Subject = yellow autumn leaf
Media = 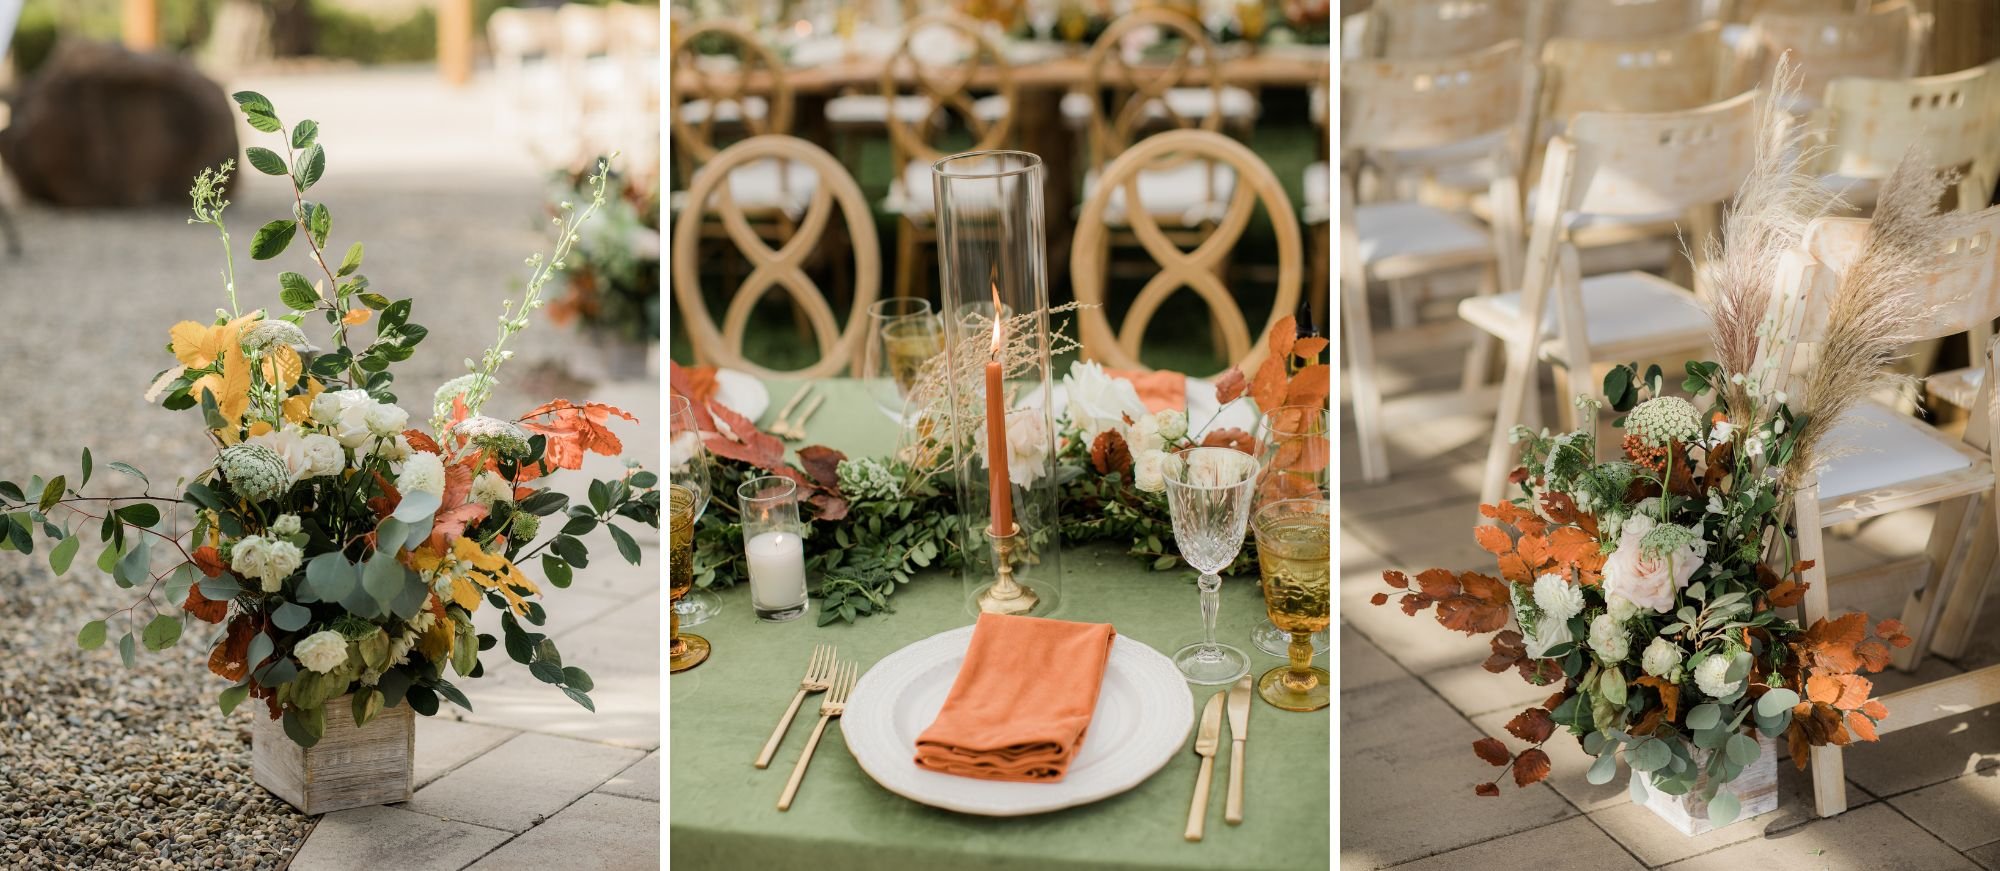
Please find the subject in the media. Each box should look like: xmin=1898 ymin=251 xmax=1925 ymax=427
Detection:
xmin=217 ymin=326 xmax=251 ymax=429
xmin=418 ymin=615 xmax=456 ymax=662
xmin=169 ymin=321 xmax=220 ymax=368
xmin=343 ymin=308 xmax=372 ymax=326
xmin=260 ymin=344 xmax=303 ymax=387
xmin=282 ymin=377 xmax=326 ymax=424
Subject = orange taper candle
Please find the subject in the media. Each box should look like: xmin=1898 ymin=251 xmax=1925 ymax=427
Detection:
xmin=985 ymin=314 xmax=1014 ymax=534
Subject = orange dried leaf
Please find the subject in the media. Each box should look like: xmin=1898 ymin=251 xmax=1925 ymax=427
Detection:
xmin=1214 ymin=368 xmax=1248 ymax=404
xmin=1475 ymin=782 xmax=1501 ymax=797
xmin=1861 ymin=700 xmax=1888 ymax=720
xmin=1370 ymin=592 xmax=1389 ymax=606
xmin=1506 ymin=707 xmax=1556 ymax=744
xmin=1806 ymin=674 xmax=1842 ymax=705
xmin=342 ymin=308 xmax=372 ymax=326
xmin=1472 ymin=737 xmax=1511 ymax=766
xmin=1292 ymin=336 xmax=1328 ymax=360
xmin=1383 ymin=570 xmax=1410 ymax=590
xmin=1845 ymin=710 xmax=1879 ymax=742
xmin=1283 ymin=364 xmax=1331 ymax=409
xmin=1473 ymin=525 xmax=1514 ymax=556
xmin=1512 ymin=748 xmax=1552 ymax=787
xmin=1267 ymin=315 xmax=1297 ymax=362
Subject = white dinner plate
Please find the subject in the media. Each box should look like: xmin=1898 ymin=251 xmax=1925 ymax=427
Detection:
xmin=1020 ymin=375 xmax=1257 ymax=440
xmin=841 ymin=625 xmax=1194 ymax=816
xmin=711 ymin=369 xmax=769 ymax=423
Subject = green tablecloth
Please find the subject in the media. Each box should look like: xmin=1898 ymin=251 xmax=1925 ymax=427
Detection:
xmin=669 ymin=380 xmax=1329 ymax=871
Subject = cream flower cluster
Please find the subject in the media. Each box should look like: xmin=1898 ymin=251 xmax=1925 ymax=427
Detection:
xmin=231 ymin=534 xmax=303 ymax=592
xmin=471 ymin=471 xmax=514 ymax=507
xmin=455 ymin=415 xmax=532 ymax=459
xmin=248 ymin=426 xmax=344 ymax=484
xmin=241 ymin=319 xmax=308 ymax=353
xmin=313 ymin=389 xmax=412 ymax=450
xmin=836 ymin=457 xmax=900 ymax=502
xmin=219 ymin=443 xmax=292 ymax=503
xmin=433 ymin=374 xmax=487 ymax=419
xmin=1626 ymin=396 xmax=1703 ymax=447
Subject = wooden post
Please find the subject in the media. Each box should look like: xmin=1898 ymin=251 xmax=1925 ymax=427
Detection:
xmin=122 ymin=0 xmax=159 ymax=51
xmin=438 ymin=0 xmax=475 ymax=86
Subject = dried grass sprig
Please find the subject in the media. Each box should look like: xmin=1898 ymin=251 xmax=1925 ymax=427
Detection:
xmin=896 ymin=303 xmax=1089 ymax=483
xmin=1785 ymin=148 xmax=1973 ymax=483
xmin=1699 ymin=56 xmax=1847 ymax=413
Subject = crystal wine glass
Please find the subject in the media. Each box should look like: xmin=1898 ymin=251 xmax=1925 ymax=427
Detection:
xmin=860 ymin=298 xmax=944 ymax=425
xmin=1253 ymin=498 xmax=1331 ymax=711
xmin=1163 ymin=447 xmax=1262 ymax=685
xmin=1251 ymin=405 xmax=1330 ymax=657
xmin=669 ymin=394 xmax=721 ymax=634
xmin=672 ymin=395 xmax=712 ymax=675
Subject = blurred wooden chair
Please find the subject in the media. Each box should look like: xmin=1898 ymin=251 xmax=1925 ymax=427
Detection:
xmin=487 ymin=7 xmax=569 ymax=166
xmin=1070 ymin=9 xmax=1258 ymax=151
xmin=1537 ymin=0 xmax=1705 ymax=41
xmin=1468 ymin=92 xmax=1761 ymax=507
xmin=670 ymin=135 xmax=880 ymax=380
xmin=668 ymin=23 xmax=813 ymax=227
xmin=1772 ymin=210 xmax=2000 ymax=818
xmin=1738 ymin=3 xmax=1931 ymax=112
xmin=1341 ymin=41 xmax=1529 ymax=483
xmin=878 ymin=13 xmax=1016 ymax=301
xmin=1073 ymin=129 xmax=1302 ymax=378
xmin=1349 ymin=0 xmax=1529 ymax=58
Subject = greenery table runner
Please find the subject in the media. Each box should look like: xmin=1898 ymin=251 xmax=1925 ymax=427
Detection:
xmin=669 ymin=380 xmax=1329 ymax=871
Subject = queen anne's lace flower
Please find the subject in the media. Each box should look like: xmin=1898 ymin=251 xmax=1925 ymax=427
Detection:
xmin=433 ymin=374 xmax=486 ymax=418
xmin=397 ymin=452 xmax=446 ymax=497
xmin=836 ymin=457 xmax=900 ymax=502
xmin=241 ymin=319 xmax=308 ymax=353
xmin=231 ymin=534 xmax=302 ymax=592
xmin=295 ymin=630 xmax=350 ymax=674
xmin=219 ymin=443 xmax=291 ymax=502
xmin=1626 ymin=396 xmax=1703 ymax=447
xmin=454 ymin=416 xmax=532 ymax=459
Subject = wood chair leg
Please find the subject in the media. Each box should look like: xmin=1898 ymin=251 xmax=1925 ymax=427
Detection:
xmin=1794 ymin=493 xmax=1850 ymax=818
xmin=1894 ymin=493 xmax=1982 ymax=671
xmin=1461 ymin=265 xmax=1500 ymax=395
xmin=1930 ymin=497 xmax=2000 ymax=659
xmin=1388 ymin=278 xmax=1420 ymax=329
xmin=1342 ymin=272 xmax=1390 ymax=484
xmin=1478 ymin=331 xmax=1538 ymax=511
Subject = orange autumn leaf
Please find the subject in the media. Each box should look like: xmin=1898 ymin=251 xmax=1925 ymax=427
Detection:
xmin=1283 ymin=363 xmax=1331 ymax=409
xmin=343 ymin=308 xmax=372 ymax=325
xmin=1292 ymin=336 xmax=1328 ymax=360
xmin=1806 ymin=674 xmax=1842 ymax=705
xmin=1481 ymin=502 xmax=1548 ymax=536
xmin=1483 ymin=630 xmax=1527 ymax=673
xmin=1472 ymin=737 xmax=1510 ymax=766
xmin=1267 ymin=315 xmax=1297 ymax=362
xmin=1435 ymin=572 xmax=1511 ymax=634
xmin=1834 ymin=674 xmax=1874 ymax=709
xmin=192 ymin=545 xmax=227 ymax=578
xmin=1512 ymin=748 xmax=1552 ymax=787
xmin=1250 ymin=351 xmax=1289 ymax=415
xmin=1846 ymin=710 xmax=1880 ymax=742
xmin=260 ymin=344 xmax=302 ymax=387
xmin=1214 ymin=368 xmax=1248 ymax=404
xmin=182 ymin=583 xmax=230 ymax=624
xmin=1861 ymin=700 xmax=1889 ymax=720
xmin=1635 ymin=675 xmax=1681 ymax=722
xmin=1475 ymin=782 xmax=1500 ymax=797
xmin=518 ymin=399 xmax=637 ymax=473
xmin=1506 ymin=707 xmax=1556 ymax=744
xmin=208 ymin=614 xmax=259 ymax=681
xmin=1473 ymin=525 xmax=1513 ymax=556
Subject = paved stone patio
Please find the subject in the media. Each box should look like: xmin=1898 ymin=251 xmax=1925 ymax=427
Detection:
xmin=1340 ymin=311 xmax=2000 ymax=870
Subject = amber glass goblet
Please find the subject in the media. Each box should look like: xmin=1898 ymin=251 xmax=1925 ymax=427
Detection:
xmin=669 ymin=484 xmax=710 ymax=673
xmin=1252 ymin=498 xmax=1329 ymax=711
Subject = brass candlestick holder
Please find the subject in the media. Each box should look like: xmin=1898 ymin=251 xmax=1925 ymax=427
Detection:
xmin=977 ymin=522 xmax=1038 ymax=615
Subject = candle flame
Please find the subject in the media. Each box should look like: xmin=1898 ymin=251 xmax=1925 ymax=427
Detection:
xmin=989 ymin=281 xmax=1004 ymax=355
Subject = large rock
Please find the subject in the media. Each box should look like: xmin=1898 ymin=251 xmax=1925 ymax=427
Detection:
xmin=0 ymin=40 xmax=238 ymax=207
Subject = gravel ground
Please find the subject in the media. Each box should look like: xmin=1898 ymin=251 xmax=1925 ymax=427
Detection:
xmin=0 ymin=121 xmax=640 ymax=867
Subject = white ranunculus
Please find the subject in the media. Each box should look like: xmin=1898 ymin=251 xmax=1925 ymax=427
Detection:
xmin=1062 ymin=361 xmax=1148 ymax=443
xmin=1589 ymin=613 xmax=1631 ymax=663
xmin=1522 ymin=612 xmax=1573 ymax=659
xmin=397 ymin=452 xmax=446 ymax=497
xmin=1154 ymin=409 xmax=1189 ymax=443
xmin=314 ymin=389 xmax=387 ymax=448
xmin=471 ymin=470 xmax=513 ymax=507
xmin=230 ymin=534 xmax=303 ymax=592
xmin=1695 ymin=653 xmax=1741 ymax=698
xmin=1532 ymin=573 xmax=1585 ymax=623
xmin=1133 ymin=449 xmax=1168 ymax=493
xmin=364 ymin=403 xmax=410 ymax=438
xmin=271 ymin=514 xmax=302 ymax=537
xmin=295 ymin=630 xmax=350 ymax=674
xmin=1127 ymin=412 xmax=1165 ymax=455
xmin=1004 ymin=409 xmax=1050 ymax=489
xmin=1642 ymin=637 xmax=1685 ymax=678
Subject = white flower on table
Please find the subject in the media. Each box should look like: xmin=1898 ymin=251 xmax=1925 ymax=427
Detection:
xmin=1133 ymin=449 xmax=1169 ymax=494
xmin=1061 ymin=360 xmax=1148 ymax=444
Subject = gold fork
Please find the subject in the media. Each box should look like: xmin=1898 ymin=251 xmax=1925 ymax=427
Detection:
xmin=774 ymin=391 xmax=825 ymax=442
xmin=756 ymin=644 xmax=836 ymax=769
xmin=766 ymin=385 xmax=815 ymax=439
xmin=778 ymin=660 xmax=856 ymax=811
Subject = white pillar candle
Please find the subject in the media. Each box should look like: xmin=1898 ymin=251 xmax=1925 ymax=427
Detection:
xmin=745 ymin=530 xmax=808 ymax=610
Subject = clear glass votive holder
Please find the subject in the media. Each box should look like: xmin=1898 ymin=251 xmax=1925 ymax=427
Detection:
xmin=738 ymin=476 xmax=810 ymax=622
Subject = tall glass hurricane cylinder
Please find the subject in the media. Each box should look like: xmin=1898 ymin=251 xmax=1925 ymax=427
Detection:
xmin=934 ymin=150 xmax=1063 ymax=619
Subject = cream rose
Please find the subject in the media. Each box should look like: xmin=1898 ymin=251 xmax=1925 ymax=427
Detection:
xmin=1642 ymin=637 xmax=1685 ymax=678
xmin=1133 ymin=449 xmax=1168 ymax=493
xmin=1589 ymin=613 xmax=1631 ymax=663
xmin=1601 ymin=515 xmax=1700 ymax=613
xmin=1062 ymin=361 xmax=1148 ymax=443
xmin=249 ymin=426 xmax=343 ymax=483
xmin=1004 ymin=409 xmax=1050 ymax=489
xmin=1695 ymin=653 xmax=1741 ymax=698
xmin=294 ymin=630 xmax=350 ymax=674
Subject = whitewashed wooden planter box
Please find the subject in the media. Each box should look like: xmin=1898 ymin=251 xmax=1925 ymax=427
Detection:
xmin=1636 ymin=732 xmax=1778 ymax=836
xmin=251 ymin=694 xmax=414 ymax=815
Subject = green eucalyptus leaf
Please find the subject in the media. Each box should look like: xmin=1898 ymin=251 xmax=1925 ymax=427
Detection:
xmin=77 ymin=620 xmax=107 ymax=650
xmin=250 ymin=219 xmax=296 ymax=260
xmin=50 ymin=535 xmax=81 ymax=576
xmin=219 ymin=683 xmax=251 ymax=716
xmin=142 ymin=613 xmax=181 ymax=650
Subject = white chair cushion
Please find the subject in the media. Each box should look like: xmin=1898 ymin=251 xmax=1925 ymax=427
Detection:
xmin=678 ymin=97 xmax=768 ymax=125
xmin=1060 ymin=87 xmax=1259 ymax=124
xmin=1310 ymin=85 xmax=1327 ymax=128
xmin=1084 ymin=162 xmax=1239 ymax=227
xmin=1458 ymin=271 xmax=1709 ymax=351
xmin=885 ymin=161 xmax=935 ymax=216
xmin=1814 ymin=402 xmax=1975 ymax=502
xmin=973 ymin=94 xmax=1011 ymax=122
xmin=1355 ymin=201 xmax=1491 ymax=263
xmin=1303 ymin=161 xmax=1329 ymax=226
xmin=824 ymin=94 xmax=937 ymax=125
xmin=668 ymin=158 xmax=820 ymax=220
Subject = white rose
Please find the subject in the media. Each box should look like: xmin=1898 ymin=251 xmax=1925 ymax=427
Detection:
xmin=364 ymin=403 xmax=410 ymax=438
xmin=1133 ymin=449 xmax=1169 ymax=493
xmin=1061 ymin=361 xmax=1148 ymax=443
xmin=1004 ymin=409 xmax=1050 ymax=489
xmin=1607 ymin=592 xmax=1643 ymax=623
xmin=230 ymin=534 xmax=303 ymax=592
xmin=370 ymin=434 xmax=413 ymax=463
xmin=310 ymin=392 xmax=346 ymax=427
xmin=1522 ymin=612 xmax=1573 ymax=659
xmin=300 ymin=433 xmax=345 ymax=478
xmin=1589 ymin=613 xmax=1630 ymax=663
xmin=1695 ymin=653 xmax=1741 ymax=698
xmin=1127 ymin=413 xmax=1165 ymax=455
xmin=314 ymin=390 xmax=380 ymax=448
xmin=397 ymin=452 xmax=446 ymax=497
xmin=1642 ymin=637 xmax=1685 ymax=678
xmin=1532 ymin=573 xmax=1584 ymax=623
xmin=471 ymin=470 xmax=513 ymax=507
xmin=1602 ymin=517 xmax=1700 ymax=613
xmin=271 ymin=514 xmax=302 ymax=537
xmin=294 ymin=630 xmax=350 ymax=674
xmin=1155 ymin=409 xmax=1189 ymax=443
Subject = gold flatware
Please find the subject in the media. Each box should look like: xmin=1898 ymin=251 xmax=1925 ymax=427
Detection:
xmin=768 ymin=385 xmax=816 ymax=439
xmin=1225 ymin=674 xmax=1251 ymax=825
xmin=778 ymin=659 xmax=856 ymax=811
xmin=1185 ymin=690 xmax=1226 ymax=841
xmin=756 ymin=644 xmax=837 ymax=769
xmin=783 ymin=391 xmax=826 ymax=441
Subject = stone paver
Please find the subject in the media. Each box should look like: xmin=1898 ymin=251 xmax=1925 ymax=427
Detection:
xmin=1387 ymin=817 xmax=1646 ymax=870
xmin=415 ymin=719 xmax=521 ymax=789
xmin=1342 ymin=314 xmax=2000 ymax=869
xmin=467 ymin=794 xmax=660 ymax=870
xmin=289 ymin=805 xmax=511 ymax=871
xmin=599 ymin=752 xmax=660 ymax=802
xmin=405 ymin=732 xmax=647 ymax=833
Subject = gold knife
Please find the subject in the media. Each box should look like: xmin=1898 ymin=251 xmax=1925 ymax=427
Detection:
xmin=1185 ymin=690 xmax=1226 ymax=842
xmin=1225 ymin=675 xmax=1252 ymax=825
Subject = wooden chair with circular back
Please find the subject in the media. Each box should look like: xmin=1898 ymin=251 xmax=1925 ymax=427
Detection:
xmin=1739 ymin=3 xmax=1931 ymax=112
xmin=1072 ymin=129 xmax=1302 ymax=379
xmin=671 ymin=135 xmax=881 ymax=380
xmin=1066 ymin=9 xmax=1258 ymax=137
xmin=669 ymin=21 xmax=795 ymax=178
xmin=879 ymin=13 xmax=1017 ymax=301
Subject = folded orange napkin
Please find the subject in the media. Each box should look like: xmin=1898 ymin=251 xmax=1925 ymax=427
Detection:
xmin=913 ymin=613 xmax=1118 ymax=783
xmin=1106 ymin=368 xmax=1187 ymax=413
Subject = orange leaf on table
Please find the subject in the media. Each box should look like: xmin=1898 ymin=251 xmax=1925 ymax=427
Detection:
xmin=797 ymin=445 xmax=847 ymax=491
xmin=1512 ymin=748 xmax=1552 ymax=787
xmin=1475 ymin=782 xmax=1500 ymax=797
xmin=1091 ymin=429 xmax=1134 ymax=474
xmin=1282 ymin=363 xmax=1331 ymax=409
xmin=1369 ymin=592 xmax=1389 ymax=606
xmin=1214 ymin=368 xmax=1248 ymax=404
xmin=1472 ymin=737 xmax=1511 ymax=766
xmin=1506 ymin=707 xmax=1556 ymax=744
